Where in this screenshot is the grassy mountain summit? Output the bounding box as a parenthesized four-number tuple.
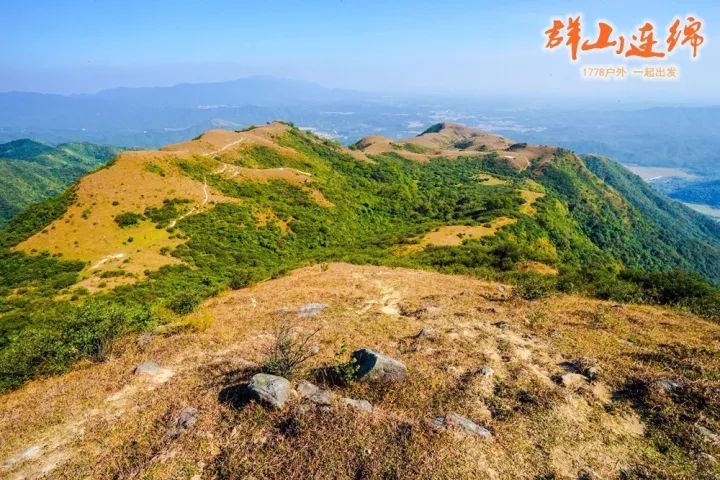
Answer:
(1, 122, 719, 478)
(0, 139, 121, 226)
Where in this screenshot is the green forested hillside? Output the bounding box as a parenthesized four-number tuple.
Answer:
(665, 178, 720, 208)
(0, 139, 121, 225)
(1, 123, 719, 392)
(534, 153, 720, 283)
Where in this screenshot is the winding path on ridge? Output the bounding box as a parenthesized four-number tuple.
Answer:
(167, 176, 210, 229)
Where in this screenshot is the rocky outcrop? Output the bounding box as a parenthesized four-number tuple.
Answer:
(352, 349, 408, 382)
(297, 381, 333, 406)
(339, 397, 373, 413)
(248, 374, 292, 409)
(431, 412, 492, 439)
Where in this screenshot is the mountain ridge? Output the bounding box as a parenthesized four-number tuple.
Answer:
(2, 120, 720, 394)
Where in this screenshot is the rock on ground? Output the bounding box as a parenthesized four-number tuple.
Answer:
(167, 407, 199, 438)
(248, 374, 292, 409)
(432, 412, 492, 439)
(340, 397, 373, 413)
(134, 361, 174, 383)
(352, 348, 408, 382)
(177, 407, 199, 429)
(557, 373, 587, 389)
(297, 381, 333, 406)
(297, 302, 327, 317)
(134, 361, 160, 375)
(652, 378, 682, 395)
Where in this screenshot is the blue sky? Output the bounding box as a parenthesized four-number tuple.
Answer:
(1, 0, 718, 102)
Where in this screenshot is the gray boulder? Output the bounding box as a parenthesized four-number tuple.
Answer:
(298, 302, 327, 317)
(167, 406, 199, 438)
(352, 348, 408, 382)
(177, 406, 199, 429)
(297, 381, 333, 406)
(248, 374, 292, 409)
(432, 412, 492, 439)
(134, 361, 160, 375)
(133, 361, 174, 383)
(653, 378, 682, 395)
(340, 397, 373, 413)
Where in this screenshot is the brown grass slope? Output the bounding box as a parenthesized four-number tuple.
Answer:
(12, 123, 332, 292)
(1, 264, 718, 479)
(350, 122, 557, 169)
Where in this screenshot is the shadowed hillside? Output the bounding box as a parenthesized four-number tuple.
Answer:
(0, 139, 121, 226)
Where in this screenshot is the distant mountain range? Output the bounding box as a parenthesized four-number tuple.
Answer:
(1, 76, 720, 178)
(0, 76, 377, 147)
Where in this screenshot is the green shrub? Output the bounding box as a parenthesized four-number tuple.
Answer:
(331, 341, 359, 385)
(167, 293, 200, 315)
(515, 274, 556, 300)
(114, 212, 143, 228)
(144, 163, 166, 177)
(0, 301, 153, 392)
(229, 271, 254, 290)
(4, 125, 720, 394)
(144, 198, 191, 228)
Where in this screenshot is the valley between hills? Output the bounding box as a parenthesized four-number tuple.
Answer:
(1, 122, 719, 479)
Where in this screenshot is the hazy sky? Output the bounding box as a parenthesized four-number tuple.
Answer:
(1, 0, 718, 102)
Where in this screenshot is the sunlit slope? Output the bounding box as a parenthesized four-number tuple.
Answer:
(1, 264, 718, 479)
(4, 121, 720, 396)
(13, 123, 337, 291)
(8, 121, 720, 297)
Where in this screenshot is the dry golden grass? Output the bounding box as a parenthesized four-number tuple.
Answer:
(13, 123, 328, 293)
(349, 123, 557, 171)
(13, 148, 245, 292)
(515, 261, 558, 276)
(500, 145, 558, 171)
(400, 217, 516, 254)
(13, 150, 199, 286)
(2, 263, 717, 479)
(13, 123, 556, 295)
(163, 124, 294, 158)
(519, 190, 545, 216)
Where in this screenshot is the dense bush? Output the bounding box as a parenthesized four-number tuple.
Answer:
(144, 198, 191, 228)
(114, 211, 144, 228)
(0, 301, 153, 391)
